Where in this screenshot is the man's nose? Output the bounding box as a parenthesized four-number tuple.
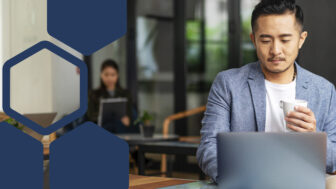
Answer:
(270, 41, 281, 56)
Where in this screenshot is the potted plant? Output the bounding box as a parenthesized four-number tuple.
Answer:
(4, 118, 24, 130)
(134, 111, 155, 138)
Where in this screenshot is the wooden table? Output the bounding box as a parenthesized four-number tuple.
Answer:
(327, 175, 336, 189)
(129, 174, 336, 189)
(129, 174, 196, 189)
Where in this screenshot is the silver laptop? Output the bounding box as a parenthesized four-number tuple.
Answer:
(217, 132, 326, 189)
(98, 98, 127, 126)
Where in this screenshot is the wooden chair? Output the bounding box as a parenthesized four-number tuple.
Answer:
(161, 105, 206, 175)
(0, 112, 56, 157)
(0, 112, 10, 121)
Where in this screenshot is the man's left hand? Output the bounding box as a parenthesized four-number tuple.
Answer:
(285, 106, 316, 132)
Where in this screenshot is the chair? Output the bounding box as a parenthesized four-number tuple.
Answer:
(43, 132, 57, 159)
(161, 105, 206, 175)
(0, 112, 56, 158)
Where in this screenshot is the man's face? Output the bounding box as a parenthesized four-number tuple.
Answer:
(250, 13, 308, 74)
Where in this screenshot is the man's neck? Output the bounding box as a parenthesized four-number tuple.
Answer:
(262, 65, 295, 84)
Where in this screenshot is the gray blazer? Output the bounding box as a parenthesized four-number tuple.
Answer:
(197, 62, 336, 182)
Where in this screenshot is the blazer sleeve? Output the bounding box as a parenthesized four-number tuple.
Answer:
(323, 85, 336, 174)
(196, 72, 232, 182)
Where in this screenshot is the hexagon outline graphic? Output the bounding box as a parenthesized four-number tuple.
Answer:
(3, 41, 88, 135)
(47, 0, 127, 55)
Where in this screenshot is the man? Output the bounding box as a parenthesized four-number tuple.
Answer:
(197, 0, 336, 182)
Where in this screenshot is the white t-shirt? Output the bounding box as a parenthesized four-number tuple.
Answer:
(265, 79, 296, 132)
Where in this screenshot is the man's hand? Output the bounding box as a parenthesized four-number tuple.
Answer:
(285, 106, 316, 132)
(121, 116, 130, 127)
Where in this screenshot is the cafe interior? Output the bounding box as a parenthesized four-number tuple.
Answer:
(0, 0, 336, 188)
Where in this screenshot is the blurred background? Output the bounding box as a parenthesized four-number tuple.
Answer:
(0, 0, 336, 183)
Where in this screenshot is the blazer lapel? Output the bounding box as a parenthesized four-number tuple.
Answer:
(295, 63, 310, 102)
(247, 62, 266, 132)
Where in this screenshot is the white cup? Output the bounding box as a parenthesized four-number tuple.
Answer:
(280, 99, 308, 132)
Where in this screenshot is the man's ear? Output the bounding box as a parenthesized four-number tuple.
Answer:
(299, 31, 308, 49)
(250, 33, 256, 47)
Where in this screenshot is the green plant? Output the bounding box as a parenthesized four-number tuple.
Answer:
(134, 111, 154, 126)
(5, 118, 24, 130)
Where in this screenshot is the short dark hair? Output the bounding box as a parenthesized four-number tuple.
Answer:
(251, 0, 304, 32)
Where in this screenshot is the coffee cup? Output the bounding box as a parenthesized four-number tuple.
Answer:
(280, 99, 308, 132)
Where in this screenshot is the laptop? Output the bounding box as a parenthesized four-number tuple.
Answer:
(217, 132, 326, 189)
(98, 98, 127, 126)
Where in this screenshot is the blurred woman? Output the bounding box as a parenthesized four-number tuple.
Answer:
(87, 59, 138, 133)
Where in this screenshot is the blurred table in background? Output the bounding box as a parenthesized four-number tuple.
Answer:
(116, 134, 179, 146)
(178, 136, 200, 143)
(137, 141, 205, 179)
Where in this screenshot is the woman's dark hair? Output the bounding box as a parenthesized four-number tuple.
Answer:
(251, 0, 304, 32)
(99, 59, 122, 92)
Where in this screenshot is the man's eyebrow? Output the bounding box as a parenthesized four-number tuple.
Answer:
(259, 34, 272, 38)
(259, 34, 293, 38)
(279, 34, 293, 37)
